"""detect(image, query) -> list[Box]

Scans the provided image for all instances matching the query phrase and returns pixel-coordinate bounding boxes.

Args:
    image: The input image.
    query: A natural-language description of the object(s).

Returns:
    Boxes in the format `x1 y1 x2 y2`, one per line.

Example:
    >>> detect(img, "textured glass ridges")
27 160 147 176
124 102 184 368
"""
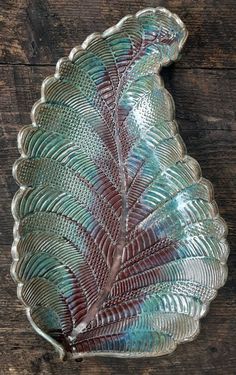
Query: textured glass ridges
11 7 229 359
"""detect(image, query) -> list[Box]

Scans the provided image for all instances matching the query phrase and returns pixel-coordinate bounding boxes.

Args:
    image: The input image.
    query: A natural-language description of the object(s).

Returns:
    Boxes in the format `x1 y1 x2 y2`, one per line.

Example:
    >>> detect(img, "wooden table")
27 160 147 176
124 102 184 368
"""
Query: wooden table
0 1 235 374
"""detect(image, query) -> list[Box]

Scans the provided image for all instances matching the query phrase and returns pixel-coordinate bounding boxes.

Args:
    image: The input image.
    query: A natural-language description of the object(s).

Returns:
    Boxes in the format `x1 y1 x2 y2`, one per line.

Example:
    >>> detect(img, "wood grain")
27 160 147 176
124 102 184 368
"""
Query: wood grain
0 1 235 374
0 0 235 68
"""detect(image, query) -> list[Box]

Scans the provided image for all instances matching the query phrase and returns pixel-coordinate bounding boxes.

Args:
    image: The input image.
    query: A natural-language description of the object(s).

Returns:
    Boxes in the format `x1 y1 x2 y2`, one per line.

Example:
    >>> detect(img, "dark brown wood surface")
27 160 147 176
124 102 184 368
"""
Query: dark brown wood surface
0 1 235 374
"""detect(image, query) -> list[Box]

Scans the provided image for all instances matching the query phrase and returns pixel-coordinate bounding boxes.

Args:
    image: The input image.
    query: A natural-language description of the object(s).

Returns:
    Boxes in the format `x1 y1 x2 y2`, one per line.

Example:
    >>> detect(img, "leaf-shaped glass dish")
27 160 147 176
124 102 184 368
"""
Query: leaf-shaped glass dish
11 7 229 360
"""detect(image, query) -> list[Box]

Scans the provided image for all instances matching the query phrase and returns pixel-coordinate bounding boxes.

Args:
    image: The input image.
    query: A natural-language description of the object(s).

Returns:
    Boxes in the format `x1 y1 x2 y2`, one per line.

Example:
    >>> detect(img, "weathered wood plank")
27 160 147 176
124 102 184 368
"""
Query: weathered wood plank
0 64 235 374
0 0 235 68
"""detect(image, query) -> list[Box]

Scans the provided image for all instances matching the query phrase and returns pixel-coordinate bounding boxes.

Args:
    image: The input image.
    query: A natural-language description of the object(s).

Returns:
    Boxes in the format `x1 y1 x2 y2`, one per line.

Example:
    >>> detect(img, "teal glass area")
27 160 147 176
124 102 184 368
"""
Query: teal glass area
11 7 228 359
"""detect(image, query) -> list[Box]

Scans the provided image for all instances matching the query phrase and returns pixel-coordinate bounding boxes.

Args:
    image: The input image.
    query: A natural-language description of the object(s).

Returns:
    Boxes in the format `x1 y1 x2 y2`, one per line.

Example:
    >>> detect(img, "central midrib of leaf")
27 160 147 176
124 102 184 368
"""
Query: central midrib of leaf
69 78 129 342
69 36 156 341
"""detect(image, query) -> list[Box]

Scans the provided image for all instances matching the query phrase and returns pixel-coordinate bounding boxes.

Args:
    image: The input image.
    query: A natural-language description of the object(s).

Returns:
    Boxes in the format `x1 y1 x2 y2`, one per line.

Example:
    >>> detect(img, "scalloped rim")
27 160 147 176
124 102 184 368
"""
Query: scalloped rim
11 6 229 361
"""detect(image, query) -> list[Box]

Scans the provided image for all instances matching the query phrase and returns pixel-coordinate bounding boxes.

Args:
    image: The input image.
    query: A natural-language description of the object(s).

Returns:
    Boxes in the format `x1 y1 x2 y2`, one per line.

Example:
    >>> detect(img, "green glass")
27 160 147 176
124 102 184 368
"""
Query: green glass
11 7 228 360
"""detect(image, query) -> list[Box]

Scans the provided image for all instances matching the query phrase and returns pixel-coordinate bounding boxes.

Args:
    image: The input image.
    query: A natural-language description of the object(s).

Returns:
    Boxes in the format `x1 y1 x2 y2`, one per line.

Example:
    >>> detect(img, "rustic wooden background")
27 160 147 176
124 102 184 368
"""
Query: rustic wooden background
0 1 235 374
